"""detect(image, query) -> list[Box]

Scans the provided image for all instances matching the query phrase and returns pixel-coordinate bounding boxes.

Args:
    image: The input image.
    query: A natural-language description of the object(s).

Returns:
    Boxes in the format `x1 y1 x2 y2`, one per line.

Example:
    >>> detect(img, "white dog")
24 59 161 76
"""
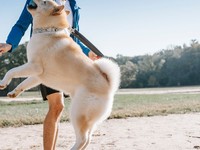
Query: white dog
0 0 120 149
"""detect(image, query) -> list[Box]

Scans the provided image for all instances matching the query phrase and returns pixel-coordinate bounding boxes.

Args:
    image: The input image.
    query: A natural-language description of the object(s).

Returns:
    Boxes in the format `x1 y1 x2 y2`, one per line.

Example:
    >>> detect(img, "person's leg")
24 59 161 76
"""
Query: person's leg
43 91 64 150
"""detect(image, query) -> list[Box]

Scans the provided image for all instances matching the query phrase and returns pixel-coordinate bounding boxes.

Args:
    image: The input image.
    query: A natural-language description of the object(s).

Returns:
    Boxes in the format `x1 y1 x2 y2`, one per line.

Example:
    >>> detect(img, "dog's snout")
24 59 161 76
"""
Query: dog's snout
28 0 38 9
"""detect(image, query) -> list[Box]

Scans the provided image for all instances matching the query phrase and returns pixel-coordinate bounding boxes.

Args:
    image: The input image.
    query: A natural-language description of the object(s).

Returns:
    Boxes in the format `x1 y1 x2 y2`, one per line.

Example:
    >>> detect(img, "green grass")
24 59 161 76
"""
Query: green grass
112 94 200 118
0 93 200 127
0 99 71 127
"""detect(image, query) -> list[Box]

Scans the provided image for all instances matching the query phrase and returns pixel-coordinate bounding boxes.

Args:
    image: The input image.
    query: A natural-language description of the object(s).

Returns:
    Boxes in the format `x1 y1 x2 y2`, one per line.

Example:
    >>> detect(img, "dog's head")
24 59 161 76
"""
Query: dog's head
27 0 70 29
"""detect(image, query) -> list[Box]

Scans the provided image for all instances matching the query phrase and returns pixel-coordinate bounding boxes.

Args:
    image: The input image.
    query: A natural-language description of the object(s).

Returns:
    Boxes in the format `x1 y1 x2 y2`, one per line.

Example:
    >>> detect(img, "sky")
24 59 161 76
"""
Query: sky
0 0 200 58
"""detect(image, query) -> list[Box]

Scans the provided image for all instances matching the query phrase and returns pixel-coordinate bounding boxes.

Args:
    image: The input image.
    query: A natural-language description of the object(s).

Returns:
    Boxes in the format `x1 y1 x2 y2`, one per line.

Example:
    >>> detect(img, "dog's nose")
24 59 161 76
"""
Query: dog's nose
28 0 38 9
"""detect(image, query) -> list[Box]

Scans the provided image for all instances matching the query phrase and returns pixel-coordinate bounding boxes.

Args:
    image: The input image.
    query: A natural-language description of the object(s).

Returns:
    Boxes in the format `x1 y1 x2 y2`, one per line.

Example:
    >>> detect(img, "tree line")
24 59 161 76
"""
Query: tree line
0 40 200 91
117 39 200 88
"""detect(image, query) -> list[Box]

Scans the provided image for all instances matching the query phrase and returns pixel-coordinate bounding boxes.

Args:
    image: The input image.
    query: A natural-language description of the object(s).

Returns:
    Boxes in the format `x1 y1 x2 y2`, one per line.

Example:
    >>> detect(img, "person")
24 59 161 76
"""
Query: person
0 0 98 149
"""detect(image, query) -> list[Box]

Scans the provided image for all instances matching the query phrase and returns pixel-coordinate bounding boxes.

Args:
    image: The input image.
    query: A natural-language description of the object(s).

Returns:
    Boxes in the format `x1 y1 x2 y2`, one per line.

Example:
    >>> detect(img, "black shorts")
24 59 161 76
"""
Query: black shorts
40 84 59 100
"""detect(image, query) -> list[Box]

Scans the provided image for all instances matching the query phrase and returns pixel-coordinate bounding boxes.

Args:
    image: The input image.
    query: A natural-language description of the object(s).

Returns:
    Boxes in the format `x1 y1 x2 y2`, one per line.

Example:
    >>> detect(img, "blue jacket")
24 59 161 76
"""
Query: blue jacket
6 0 90 55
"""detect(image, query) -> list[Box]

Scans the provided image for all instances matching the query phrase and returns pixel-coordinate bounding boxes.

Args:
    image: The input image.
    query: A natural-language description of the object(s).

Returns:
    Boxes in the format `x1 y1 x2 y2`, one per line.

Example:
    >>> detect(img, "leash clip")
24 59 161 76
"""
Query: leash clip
68 27 75 34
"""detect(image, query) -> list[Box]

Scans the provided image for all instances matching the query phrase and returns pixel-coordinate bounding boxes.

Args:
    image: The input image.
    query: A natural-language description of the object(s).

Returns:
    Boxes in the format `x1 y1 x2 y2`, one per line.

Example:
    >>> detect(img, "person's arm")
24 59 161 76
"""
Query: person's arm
6 0 32 52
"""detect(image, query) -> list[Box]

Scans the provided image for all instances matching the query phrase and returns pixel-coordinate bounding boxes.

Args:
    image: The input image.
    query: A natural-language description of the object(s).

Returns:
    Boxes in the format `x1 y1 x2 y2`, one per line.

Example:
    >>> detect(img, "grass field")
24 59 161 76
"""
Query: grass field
0 87 200 128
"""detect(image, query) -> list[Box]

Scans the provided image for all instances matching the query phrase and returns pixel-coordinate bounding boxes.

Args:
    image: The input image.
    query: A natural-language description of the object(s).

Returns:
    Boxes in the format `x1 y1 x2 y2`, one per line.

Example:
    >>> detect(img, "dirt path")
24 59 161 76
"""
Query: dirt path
0 113 200 150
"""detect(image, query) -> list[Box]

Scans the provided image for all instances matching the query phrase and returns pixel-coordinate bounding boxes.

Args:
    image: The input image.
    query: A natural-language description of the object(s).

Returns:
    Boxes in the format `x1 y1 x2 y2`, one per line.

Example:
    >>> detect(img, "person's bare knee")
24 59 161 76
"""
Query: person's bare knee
47 92 65 119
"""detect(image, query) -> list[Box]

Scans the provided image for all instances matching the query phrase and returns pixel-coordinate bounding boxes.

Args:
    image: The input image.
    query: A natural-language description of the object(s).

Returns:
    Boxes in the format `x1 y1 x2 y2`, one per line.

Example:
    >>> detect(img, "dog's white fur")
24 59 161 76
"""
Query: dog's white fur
0 0 120 149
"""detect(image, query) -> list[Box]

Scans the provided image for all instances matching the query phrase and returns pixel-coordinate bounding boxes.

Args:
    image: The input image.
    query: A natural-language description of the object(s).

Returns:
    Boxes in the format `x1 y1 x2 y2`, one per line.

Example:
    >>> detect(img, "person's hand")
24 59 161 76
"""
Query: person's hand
88 51 101 61
0 43 12 56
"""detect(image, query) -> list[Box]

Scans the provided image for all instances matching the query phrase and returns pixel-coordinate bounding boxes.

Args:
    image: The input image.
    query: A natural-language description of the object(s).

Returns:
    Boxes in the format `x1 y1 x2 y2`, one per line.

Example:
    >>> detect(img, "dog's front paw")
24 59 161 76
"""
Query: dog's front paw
0 81 7 90
7 91 17 98
7 89 23 98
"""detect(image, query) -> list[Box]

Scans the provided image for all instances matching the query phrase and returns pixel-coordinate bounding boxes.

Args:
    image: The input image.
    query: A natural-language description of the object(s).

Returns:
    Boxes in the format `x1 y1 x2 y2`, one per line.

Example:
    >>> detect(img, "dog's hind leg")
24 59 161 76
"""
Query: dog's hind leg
81 126 96 150
70 115 91 150
70 88 108 150
7 77 41 98
0 63 42 90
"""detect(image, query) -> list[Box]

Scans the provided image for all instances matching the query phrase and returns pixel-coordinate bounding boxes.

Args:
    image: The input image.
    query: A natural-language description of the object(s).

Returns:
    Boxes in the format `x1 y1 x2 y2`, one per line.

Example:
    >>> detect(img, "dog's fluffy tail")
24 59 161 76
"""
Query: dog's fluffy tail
94 58 121 93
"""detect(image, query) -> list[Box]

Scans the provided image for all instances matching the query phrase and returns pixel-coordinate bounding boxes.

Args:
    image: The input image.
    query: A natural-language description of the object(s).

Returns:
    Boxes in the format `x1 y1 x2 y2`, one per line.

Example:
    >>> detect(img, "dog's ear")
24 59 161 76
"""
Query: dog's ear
51 5 64 16
65 10 70 16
